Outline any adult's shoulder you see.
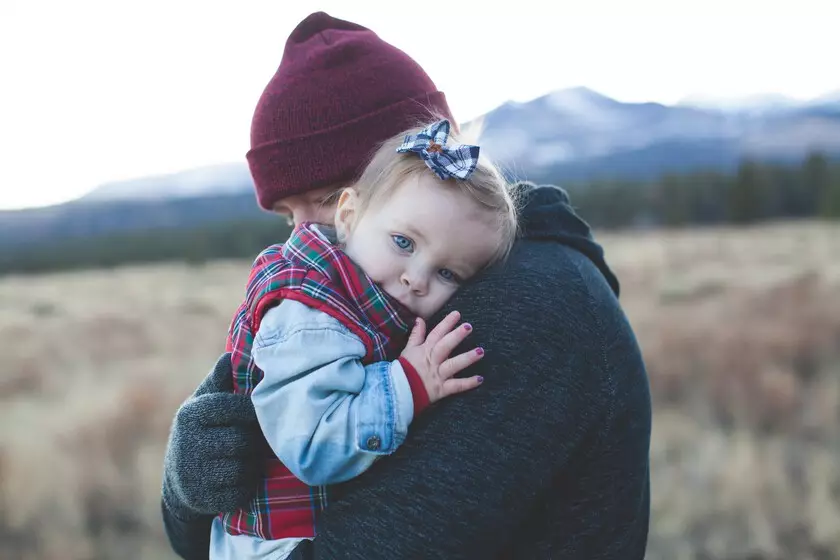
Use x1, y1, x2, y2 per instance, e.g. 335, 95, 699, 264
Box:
462, 235, 613, 326
448, 238, 611, 371
447, 177, 641, 389
510, 180, 621, 297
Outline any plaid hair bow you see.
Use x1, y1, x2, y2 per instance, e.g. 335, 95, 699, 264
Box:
396, 119, 480, 180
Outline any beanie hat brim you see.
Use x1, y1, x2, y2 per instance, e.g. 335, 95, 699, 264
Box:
246, 91, 451, 210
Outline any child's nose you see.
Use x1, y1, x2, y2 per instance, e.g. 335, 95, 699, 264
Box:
401, 270, 428, 296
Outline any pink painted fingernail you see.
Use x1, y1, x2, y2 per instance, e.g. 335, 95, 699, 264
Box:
477, 376, 484, 383
463, 323, 472, 331
476, 347, 484, 355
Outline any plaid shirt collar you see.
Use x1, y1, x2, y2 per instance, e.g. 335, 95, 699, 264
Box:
282, 221, 415, 337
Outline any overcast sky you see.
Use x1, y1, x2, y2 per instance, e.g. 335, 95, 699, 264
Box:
1, 0, 837, 209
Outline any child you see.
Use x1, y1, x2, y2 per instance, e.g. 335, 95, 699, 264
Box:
211, 119, 518, 559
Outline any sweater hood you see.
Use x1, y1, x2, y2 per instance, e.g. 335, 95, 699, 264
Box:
514, 182, 620, 297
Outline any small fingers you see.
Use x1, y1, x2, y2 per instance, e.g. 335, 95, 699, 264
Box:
440, 375, 484, 398
439, 347, 485, 379
405, 317, 427, 347
430, 321, 475, 365
424, 311, 462, 347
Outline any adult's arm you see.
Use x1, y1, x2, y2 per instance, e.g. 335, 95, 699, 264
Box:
161, 503, 214, 560
291, 251, 618, 559
160, 353, 266, 559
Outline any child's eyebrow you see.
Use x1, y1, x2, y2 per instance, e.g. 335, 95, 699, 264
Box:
458, 265, 479, 280
448, 259, 479, 280
394, 223, 427, 244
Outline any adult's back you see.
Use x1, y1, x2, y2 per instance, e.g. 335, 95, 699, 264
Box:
287, 183, 652, 559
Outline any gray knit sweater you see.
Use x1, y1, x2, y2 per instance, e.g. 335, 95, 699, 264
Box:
161, 183, 652, 559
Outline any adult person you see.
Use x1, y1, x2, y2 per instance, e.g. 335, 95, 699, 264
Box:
161, 11, 651, 560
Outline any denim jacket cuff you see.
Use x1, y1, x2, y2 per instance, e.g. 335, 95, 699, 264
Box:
355, 360, 414, 455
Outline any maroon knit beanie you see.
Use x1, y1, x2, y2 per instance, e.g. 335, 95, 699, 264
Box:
247, 11, 454, 210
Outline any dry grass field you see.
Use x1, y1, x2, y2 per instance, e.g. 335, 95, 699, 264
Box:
1, 221, 839, 560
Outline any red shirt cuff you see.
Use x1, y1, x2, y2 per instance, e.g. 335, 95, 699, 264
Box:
398, 356, 430, 415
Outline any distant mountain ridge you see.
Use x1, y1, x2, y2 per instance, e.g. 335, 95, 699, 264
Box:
72, 87, 840, 204
81, 162, 254, 202
476, 87, 840, 181
0, 192, 269, 250
677, 90, 840, 114
2, 87, 839, 255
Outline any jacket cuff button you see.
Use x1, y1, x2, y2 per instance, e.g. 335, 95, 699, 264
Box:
366, 435, 381, 451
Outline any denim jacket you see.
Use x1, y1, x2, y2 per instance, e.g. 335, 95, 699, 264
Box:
209, 298, 415, 560
251, 298, 416, 484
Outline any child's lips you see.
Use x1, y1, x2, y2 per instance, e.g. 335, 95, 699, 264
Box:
396, 295, 417, 314
384, 287, 415, 315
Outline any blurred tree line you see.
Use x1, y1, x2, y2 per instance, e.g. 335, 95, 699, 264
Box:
563, 152, 840, 229
1, 152, 839, 276
0, 218, 293, 275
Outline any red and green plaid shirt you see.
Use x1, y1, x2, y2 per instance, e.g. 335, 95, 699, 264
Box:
219, 222, 414, 541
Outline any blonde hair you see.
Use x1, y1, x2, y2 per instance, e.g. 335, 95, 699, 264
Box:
348, 120, 519, 265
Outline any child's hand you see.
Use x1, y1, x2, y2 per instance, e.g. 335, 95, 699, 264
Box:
400, 310, 485, 404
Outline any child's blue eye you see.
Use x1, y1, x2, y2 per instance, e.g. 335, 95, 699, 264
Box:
439, 268, 457, 282
392, 235, 413, 251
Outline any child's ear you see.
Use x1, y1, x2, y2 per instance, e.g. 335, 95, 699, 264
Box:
334, 188, 359, 242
